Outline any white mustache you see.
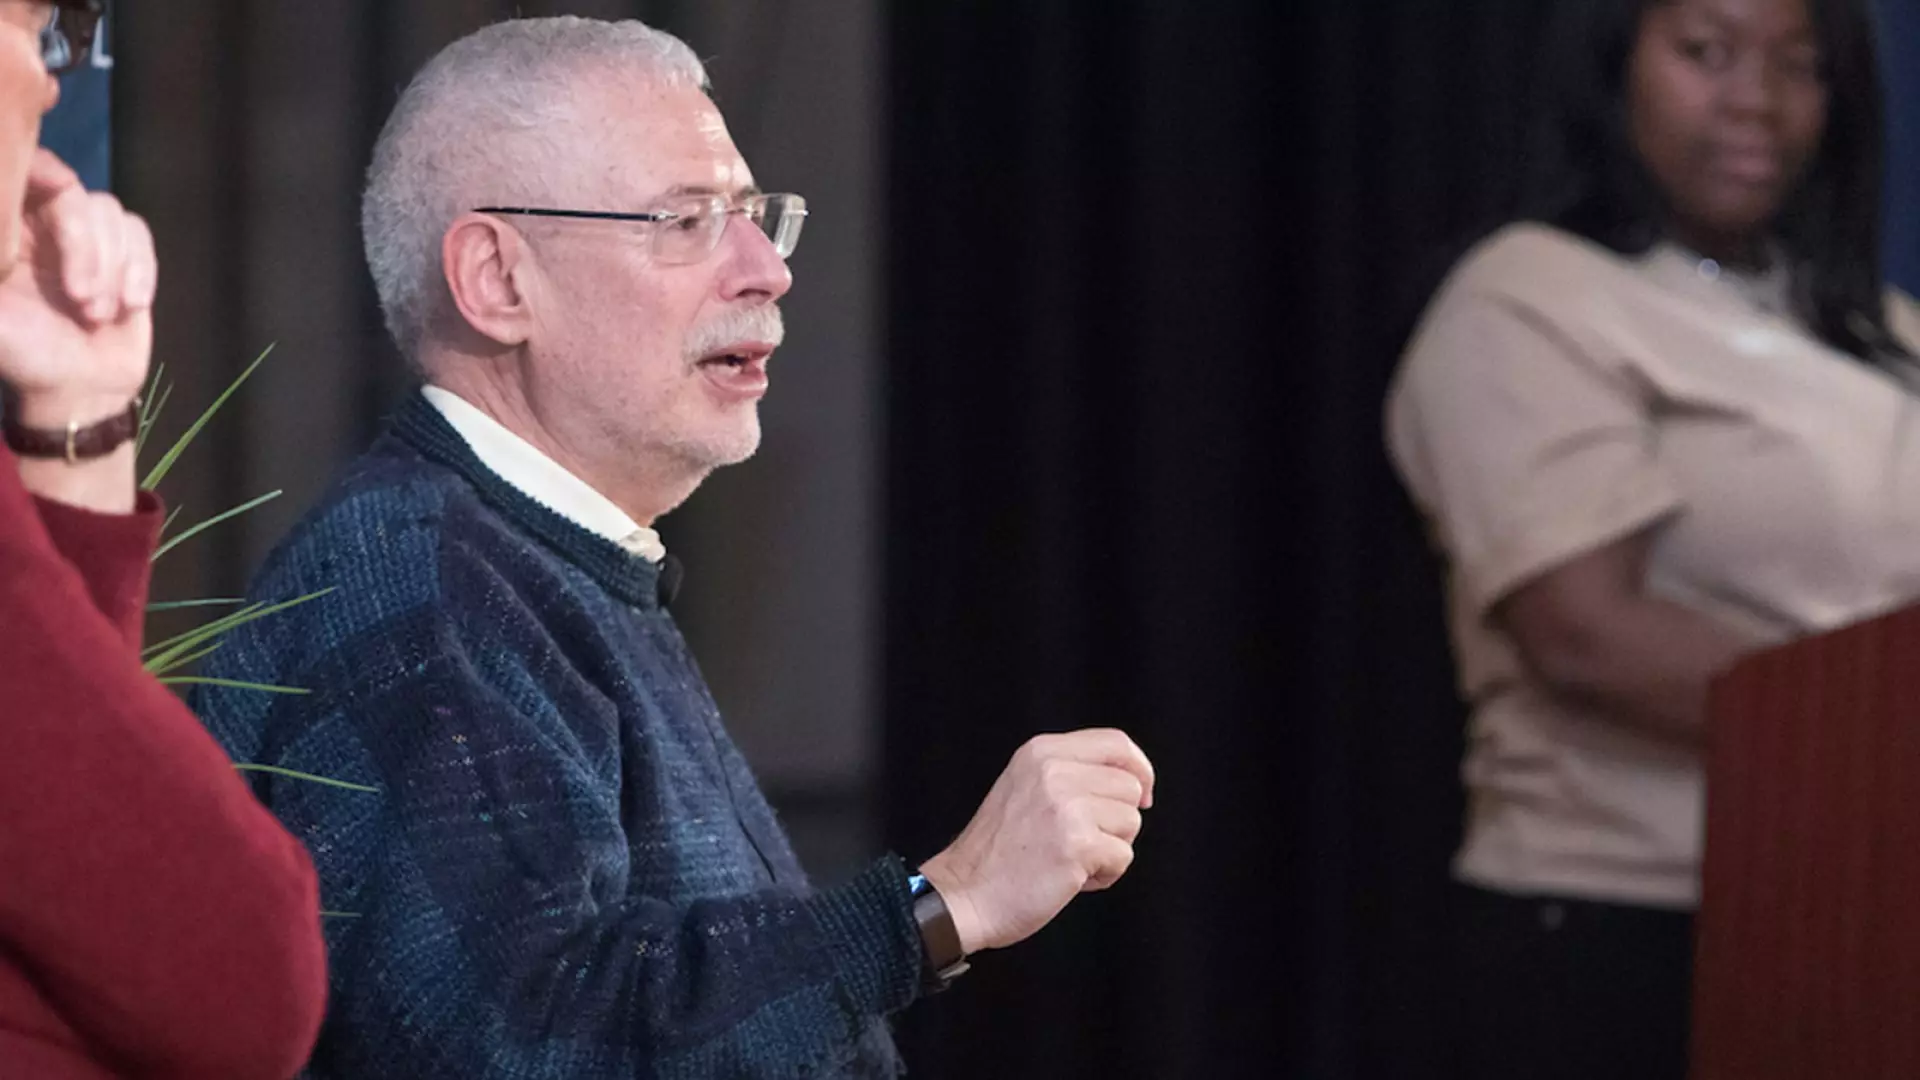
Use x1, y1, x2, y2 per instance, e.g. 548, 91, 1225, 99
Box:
684, 305, 784, 363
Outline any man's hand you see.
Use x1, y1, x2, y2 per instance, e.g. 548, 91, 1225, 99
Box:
917, 728, 1154, 954
0, 148, 156, 430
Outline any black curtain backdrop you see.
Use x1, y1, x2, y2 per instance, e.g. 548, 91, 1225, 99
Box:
882, 4, 1554, 1077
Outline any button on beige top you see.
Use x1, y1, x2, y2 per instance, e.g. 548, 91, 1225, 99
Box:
1387, 223, 1920, 910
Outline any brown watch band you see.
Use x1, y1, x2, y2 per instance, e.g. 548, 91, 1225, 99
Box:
908, 872, 970, 993
3, 399, 140, 463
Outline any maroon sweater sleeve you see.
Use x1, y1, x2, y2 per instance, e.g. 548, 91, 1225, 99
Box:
0, 460, 328, 1080
33, 489, 165, 648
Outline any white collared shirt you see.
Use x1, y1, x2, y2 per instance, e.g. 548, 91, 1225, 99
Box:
421, 385, 667, 564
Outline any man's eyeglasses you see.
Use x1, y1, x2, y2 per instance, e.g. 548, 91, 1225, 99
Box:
474, 192, 808, 266
43, 0, 104, 77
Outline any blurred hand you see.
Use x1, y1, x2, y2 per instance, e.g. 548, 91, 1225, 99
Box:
0, 149, 156, 428
918, 728, 1154, 954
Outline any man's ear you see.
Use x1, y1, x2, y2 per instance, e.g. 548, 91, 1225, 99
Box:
442, 213, 536, 347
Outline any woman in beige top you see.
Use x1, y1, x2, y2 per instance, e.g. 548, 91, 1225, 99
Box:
1387, 0, 1920, 1077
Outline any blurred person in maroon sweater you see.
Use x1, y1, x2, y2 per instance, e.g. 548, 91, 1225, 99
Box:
0, 2, 327, 1077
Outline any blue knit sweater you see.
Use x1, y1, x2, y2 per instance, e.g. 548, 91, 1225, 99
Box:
192, 393, 923, 1079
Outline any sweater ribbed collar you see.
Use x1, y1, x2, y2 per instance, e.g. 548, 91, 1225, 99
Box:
390, 390, 668, 611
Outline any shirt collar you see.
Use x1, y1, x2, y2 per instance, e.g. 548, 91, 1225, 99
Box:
420, 385, 666, 564
1645, 238, 1797, 320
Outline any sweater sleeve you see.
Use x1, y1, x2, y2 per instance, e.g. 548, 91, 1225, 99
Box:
0, 462, 328, 1080
187, 507, 927, 1080
257, 651, 923, 1080
31, 489, 164, 647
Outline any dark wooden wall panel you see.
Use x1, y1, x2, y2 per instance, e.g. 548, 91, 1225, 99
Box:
1695, 605, 1920, 1079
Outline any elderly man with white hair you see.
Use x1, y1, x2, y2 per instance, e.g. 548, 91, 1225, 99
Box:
193, 16, 1155, 1080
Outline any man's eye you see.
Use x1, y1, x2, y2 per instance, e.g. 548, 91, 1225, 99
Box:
669, 214, 709, 233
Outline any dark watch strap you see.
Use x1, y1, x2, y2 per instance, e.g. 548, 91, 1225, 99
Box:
3, 399, 140, 462
907, 872, 970, 993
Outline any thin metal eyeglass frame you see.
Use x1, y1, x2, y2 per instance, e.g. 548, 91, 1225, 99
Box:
473, 193, 808, 262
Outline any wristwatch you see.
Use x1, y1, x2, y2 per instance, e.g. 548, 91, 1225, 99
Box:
907, 871, 970, 993
2, 398, 140, 463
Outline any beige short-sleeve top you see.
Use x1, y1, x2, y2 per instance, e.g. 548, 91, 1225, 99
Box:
1387, 223, 1920, 909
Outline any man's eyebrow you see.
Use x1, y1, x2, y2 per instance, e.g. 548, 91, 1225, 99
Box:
657, 183, 764, 200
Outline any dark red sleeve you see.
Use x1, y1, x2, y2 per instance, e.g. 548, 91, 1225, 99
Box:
32, 489, 163, 647
0, 459, 328, 1080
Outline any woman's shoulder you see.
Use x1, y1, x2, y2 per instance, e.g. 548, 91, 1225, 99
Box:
1440, 222, 1635, 305
1395, 224, 1645, 368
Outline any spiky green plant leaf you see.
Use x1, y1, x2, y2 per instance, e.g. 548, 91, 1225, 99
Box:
141, 344, 274, 491
152, 490, 282, 563
231, 764, 378, 793
142, 588, 334, 673
135, 349, 369, 803
145, 598, 246, 613
134, 378, 170, 459
147, 642, 222, 676
160, 676, 311, 695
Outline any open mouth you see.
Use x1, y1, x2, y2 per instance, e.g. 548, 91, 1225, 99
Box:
696, 346, 770, 370
695, 344, 773, 399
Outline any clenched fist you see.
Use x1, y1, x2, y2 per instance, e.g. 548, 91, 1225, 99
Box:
917, 728, 1154, 954
0, 148, 156, 430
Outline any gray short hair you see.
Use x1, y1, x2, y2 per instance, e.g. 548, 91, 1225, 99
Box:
362, 17, 709, 359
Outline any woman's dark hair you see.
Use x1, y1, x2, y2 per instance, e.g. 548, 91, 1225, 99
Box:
1521, 0, 1907, 362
